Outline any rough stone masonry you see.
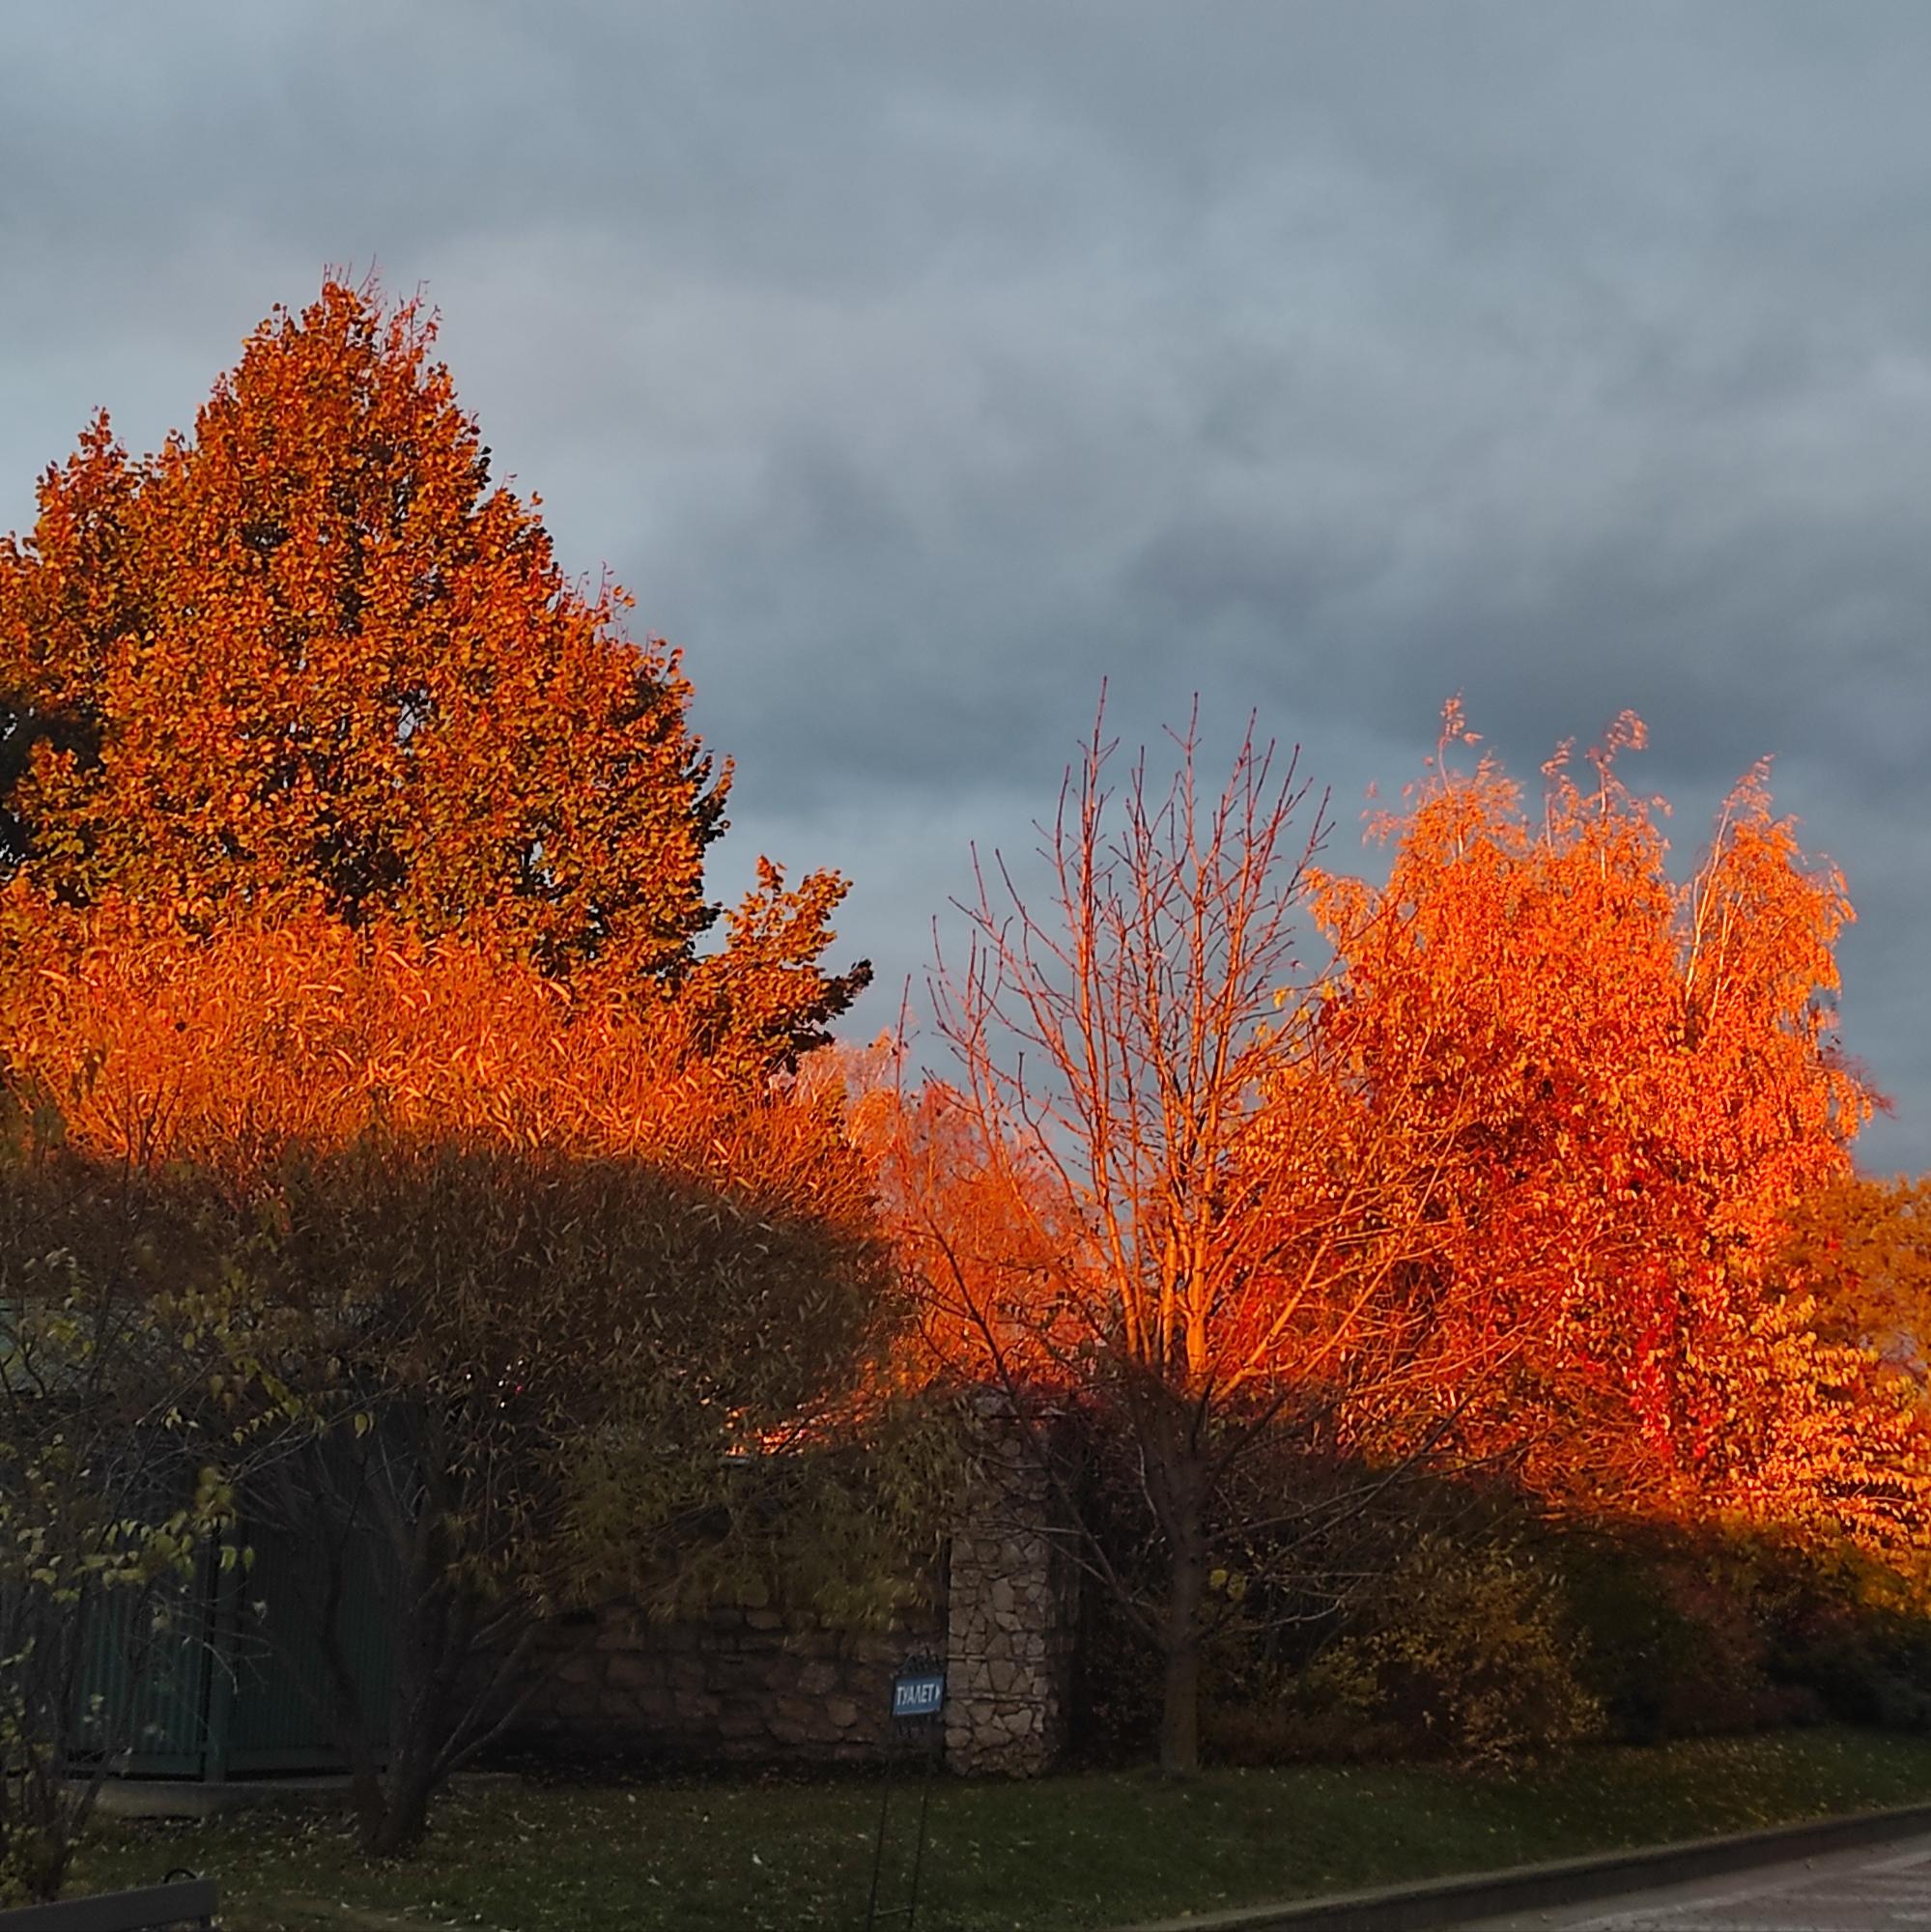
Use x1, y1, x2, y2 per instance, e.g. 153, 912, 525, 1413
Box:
509, 1406, 1079, 1776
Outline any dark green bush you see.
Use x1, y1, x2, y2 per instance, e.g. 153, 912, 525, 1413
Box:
1056, 1398, 1931, 1773
1205, 1532, 1602, 1769
1559, 1533, 1781, 1742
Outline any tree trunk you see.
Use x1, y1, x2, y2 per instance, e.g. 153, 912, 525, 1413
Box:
350, 1762, 389, 1858
361, 1754, 438, 1859
6, 1753, 79, 1903
10, 1827, 73, 1906
1157, 1475, 1207, 1776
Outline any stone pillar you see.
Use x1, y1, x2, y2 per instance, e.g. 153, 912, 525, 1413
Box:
943, 1404, 1077, 1776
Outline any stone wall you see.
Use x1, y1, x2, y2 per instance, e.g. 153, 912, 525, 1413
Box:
511, 1598, 945, 1766
944, 1415, 1080, 1776
505, 1410, 1080, 1776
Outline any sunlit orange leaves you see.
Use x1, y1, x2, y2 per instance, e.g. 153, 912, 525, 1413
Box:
0, 891, 875, 1236
0, 277, 865, 1071
0, 887, 907, 1434
1310, 702, 1923, 1548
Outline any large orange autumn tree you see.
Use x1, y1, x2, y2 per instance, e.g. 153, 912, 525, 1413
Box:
0, 275, 909, 1868
0, 275, 865, 1066
1311, 705, 1929, 1553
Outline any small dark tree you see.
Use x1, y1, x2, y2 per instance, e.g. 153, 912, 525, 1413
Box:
1, 901, 928, 1857
0, 1121, 249, 1900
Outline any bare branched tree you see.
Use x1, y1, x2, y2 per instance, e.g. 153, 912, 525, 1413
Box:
896, 697, 1547, 1773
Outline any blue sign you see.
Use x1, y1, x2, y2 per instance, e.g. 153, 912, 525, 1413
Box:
892, 1672, 945, 1719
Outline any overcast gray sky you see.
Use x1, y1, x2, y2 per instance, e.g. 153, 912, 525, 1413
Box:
5, 2, 1928, 1171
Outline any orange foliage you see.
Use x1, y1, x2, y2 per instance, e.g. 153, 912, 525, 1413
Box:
1311, 703, 1928, 1550
1778, 1174, 1931, 1387
881, 696, 1929, 1780
862, 1074, 1084, 1389
0, 277, 864, 1068
0, 890, 882, 1285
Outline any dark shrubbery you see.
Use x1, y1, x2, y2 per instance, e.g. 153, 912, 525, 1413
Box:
1559, 1530, 1789, 1742
1062, 1429, 1931, 1773
1203, 1531, 1603, 1770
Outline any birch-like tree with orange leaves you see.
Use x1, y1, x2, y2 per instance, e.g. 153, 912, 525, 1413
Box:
1312, 705, 1929, 1552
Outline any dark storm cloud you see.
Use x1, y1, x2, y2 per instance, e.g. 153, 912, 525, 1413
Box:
3, 1, 1929, 1164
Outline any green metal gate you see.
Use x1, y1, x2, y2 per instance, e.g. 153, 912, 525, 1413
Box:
73, 1552, 217, 1778
74, 1494, 394, 1781
218, 1509, 394, 1776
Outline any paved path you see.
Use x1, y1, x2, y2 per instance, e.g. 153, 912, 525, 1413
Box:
1470, 1833, 1931, 1932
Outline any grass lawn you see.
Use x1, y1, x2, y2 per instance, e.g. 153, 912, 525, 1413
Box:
69, 1725, 1931, 1932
